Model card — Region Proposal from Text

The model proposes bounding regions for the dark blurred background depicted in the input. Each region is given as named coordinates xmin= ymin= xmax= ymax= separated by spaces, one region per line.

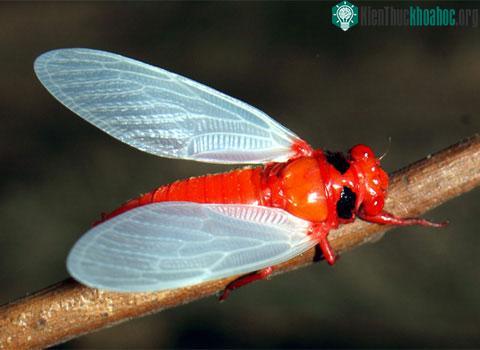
xmin=1 ymin=1 xmax=479 ymax=348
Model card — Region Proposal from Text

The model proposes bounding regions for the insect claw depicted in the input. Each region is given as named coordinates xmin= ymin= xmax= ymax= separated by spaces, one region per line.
xmin=425 ymin=219 xmax=449 ymax=228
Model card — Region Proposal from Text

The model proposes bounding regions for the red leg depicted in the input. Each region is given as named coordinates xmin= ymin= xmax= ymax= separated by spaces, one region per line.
xmin=310 ymin=224 xmax=337 ymax=266
xmin=319 ymin=237 xmax=337 ymax=265
xmin=219 ymin=223 xmax=342 ymax=301
xmin=359 ymin=211 xmax=448 ymax=228
xmin=219 ymin=266 xmax=274 ymax=301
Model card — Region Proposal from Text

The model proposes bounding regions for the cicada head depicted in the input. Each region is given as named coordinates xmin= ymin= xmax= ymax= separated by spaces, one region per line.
xmin=349 ymin=144 xmax=389 ymax=216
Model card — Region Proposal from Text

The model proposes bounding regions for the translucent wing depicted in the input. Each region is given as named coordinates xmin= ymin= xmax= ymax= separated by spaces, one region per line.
xmin=34 ymin=48 xmax=306 ymax=164
xmin=67 ymin=202 xmax=315 ymax=292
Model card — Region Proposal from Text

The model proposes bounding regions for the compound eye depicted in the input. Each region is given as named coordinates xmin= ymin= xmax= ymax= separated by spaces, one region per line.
xmin=337 ymin=187 xmax=357 ymax=219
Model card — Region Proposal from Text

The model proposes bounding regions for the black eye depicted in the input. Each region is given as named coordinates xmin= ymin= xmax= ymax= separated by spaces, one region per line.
xmin=326 ymin=151 xmax=350 ymax=174
xmin=337 ymin=187 xmax=356 ymax=219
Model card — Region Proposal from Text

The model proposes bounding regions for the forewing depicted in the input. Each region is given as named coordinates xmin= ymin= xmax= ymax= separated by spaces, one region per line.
xmin=67 ymin=202 xmax=314 ymax=292
xmin=34 ymin=48 xmax=305 ymax=164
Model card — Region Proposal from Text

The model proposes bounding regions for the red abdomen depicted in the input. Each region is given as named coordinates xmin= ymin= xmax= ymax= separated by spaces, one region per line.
xmin=97 ymin=154 xmax=337 ymax=225
xmin=98 ymin=167 xmax=264 ymax=223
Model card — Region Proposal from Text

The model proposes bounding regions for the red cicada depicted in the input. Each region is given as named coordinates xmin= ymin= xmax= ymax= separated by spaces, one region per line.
xmin=34 ymin=49 xmax=445 ymax=299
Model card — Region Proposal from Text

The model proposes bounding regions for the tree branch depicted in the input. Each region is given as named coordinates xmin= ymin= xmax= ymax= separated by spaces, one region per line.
xmin=1 ymin=135 xmax=479 ymax=350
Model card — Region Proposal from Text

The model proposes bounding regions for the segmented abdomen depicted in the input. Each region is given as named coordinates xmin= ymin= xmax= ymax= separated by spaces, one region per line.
xmin=97 ymin=167 xmax=264 ymax=224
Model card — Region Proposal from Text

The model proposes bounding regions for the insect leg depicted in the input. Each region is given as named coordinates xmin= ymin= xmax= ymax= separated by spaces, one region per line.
xmin=359 ymin=211 xmax=448 ymax=228
xmin=319 ymin=236 xmax=337 ymax=265
xmin=310 ymin=224 xmax=337 ymax=265
xmin=219 ymin=266 xmax=274 ymax=301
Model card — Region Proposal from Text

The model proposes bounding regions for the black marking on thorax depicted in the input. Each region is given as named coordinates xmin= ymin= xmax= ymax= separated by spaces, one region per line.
xmin=337 ymin=186 xmax=356 ymax=219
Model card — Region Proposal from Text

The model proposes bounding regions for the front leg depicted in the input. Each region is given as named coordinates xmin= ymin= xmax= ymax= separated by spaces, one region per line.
xmin=358 ymin=211 xmax=448 ymax=228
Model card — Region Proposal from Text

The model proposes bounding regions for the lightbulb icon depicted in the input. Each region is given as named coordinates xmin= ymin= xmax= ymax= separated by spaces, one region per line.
xmin=332 ymin=1 xmax=357 ymax=32
xmin=337 ymin=6 xmax=353 ymax=31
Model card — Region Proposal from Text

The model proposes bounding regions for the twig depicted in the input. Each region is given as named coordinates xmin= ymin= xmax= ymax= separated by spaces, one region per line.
xmin=1 ymin=135 xmax=479 ymax=350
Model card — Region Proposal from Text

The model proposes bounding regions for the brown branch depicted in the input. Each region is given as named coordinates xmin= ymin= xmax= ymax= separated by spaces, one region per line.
xmin=1 ymin=135 xmax=479 ymax=350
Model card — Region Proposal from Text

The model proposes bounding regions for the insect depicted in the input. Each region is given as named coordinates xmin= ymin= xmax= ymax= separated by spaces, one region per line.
xmin=34 ymin=49 xmax=445 ymax=300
